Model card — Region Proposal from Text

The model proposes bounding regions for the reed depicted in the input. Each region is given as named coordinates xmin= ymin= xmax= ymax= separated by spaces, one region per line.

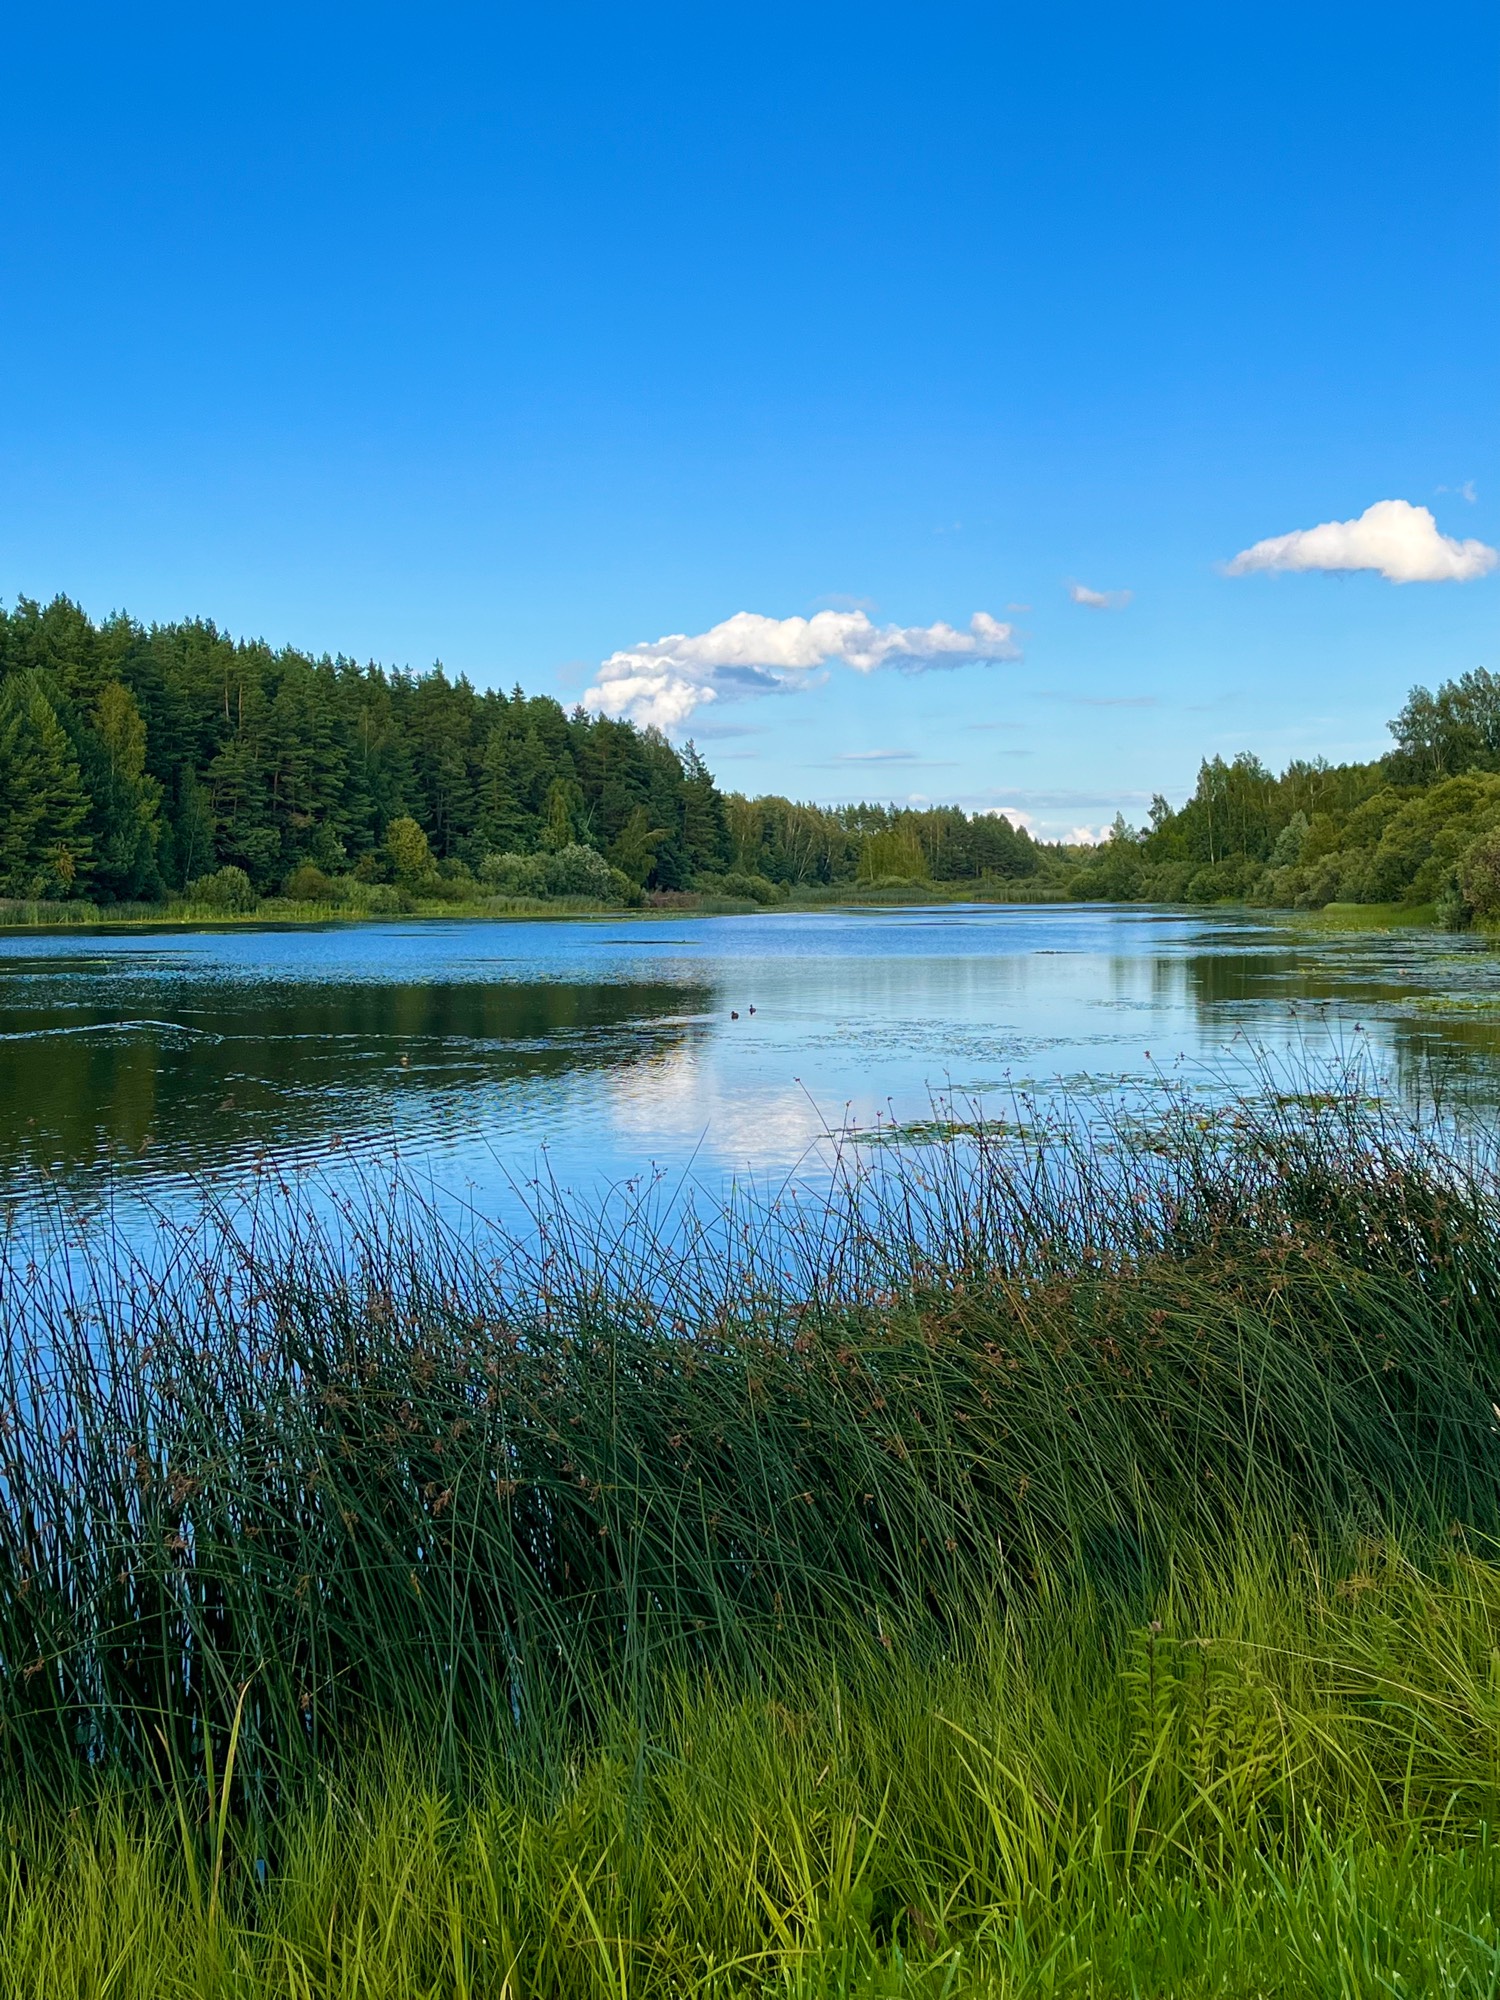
xmin=2 ymin=1076 xmax=1500 ymax=1987
xmin=0 ymin=1074 xmax=1496 ymax=1794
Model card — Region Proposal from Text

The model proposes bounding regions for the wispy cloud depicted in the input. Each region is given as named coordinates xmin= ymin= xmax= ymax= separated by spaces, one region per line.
xmin=1067 ymin=581 xmax=1133 ymax=610
xmin=1227 ymin=499 xmax=1497 ymax=584
xmin=584 ymin=609 xmax=1020 ymax=730
xmin=982 ymin=788 xmax=1155 ymax=809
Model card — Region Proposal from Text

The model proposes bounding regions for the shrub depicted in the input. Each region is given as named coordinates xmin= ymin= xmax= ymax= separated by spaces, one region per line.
xmin=479 ymin=851 xmax=547 ymax=896
xmin=547 ymin=843 xmax=615 ymax=898
xmin=698 ymin=870 xmax=783 ymax=905
xmin=479 ymin=844 xmax=622 ymax=902
xmin=1184 ymin=856 xmax=1259 ymax=904
xmin=1459 ymin=826 xmax=1500 ymax=919
xmin=283 ymin=863 xmax=335 ymax=902
xmin=186 ymin=864 xmax=257 ymax=912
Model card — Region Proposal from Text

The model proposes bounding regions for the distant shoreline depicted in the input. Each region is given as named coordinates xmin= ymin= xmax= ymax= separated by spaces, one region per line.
xmin=0 ymin=889 xmax=1444 ymax=935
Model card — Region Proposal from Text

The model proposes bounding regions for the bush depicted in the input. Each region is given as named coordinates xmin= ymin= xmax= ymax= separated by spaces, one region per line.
xmin=697 ymin=870 xmax=783 ymax=905
xmin=186 ymin=864 xmax=257 ymax=913
xmin=1459 ymin=826 xmax=1500 ymax=919
xmin=547 ymin=843 xmax=615 ymax=898
xmin=1183 ymin=856 xmax=1260 ymax=904
xmin=322 ymin=877 xmax=409 ymax=915
xmin=479 ymin=844 xmax=624 ymax=903
xmin=479 ymin=851 xmax=546 ymax=896
xmin=282 ymin=863 xmax=335 ymax=902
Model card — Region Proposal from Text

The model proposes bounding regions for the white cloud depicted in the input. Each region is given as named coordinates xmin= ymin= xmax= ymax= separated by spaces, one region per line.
xmin=985 ymin=805 xmax=1036 ymax=833
xmin=584 ymin=609 xmax=1020 ymax=730
xmin=1067 ymin=581 xmax=1132 ymax=610
xmin=1227 ymin=499 xmax=1497 ymax=585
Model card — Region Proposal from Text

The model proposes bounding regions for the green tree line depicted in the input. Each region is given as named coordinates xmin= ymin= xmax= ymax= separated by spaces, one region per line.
xmin=1070 ymin=667 xmax=1500 ymax=925
xmin=27 ymin=591 xmax=1492 ymax=925
xmin=0 ymin=595 xmax=1042 ymax=909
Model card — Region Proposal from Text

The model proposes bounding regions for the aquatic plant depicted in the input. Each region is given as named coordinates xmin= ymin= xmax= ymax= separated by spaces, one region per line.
xmin=1 ymin=1074 xmax=1498 ymax=1803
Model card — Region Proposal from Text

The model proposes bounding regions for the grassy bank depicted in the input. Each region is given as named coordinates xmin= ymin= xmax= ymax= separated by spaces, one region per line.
xmin=0 ymin=883 xmax=1449 ymax=935
xmin=7 ymin=1546 xmax=1500 ymax=1996
xmin=3 ymin=1087 xmax=1500 ymax=1990
xmin=0 ymin=874 xmax=1069 ymax=931
xmin=0 ymin=890 xmax=642 ymax=930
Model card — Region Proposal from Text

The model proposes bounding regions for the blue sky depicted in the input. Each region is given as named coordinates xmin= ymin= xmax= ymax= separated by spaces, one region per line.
xmin=2 ymin=3 xmax=1495 ymax=839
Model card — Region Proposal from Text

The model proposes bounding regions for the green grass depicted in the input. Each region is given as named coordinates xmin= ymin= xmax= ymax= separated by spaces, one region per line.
xmin=0 ymin=874 xmax=1067 ymax=931
xmin=0 ymin=890 xmax=640 ymax=930
xmin=4 ymin=1545 xmax=1500 ymax=1994
xmin=4 ymin=1081 xmax=1500 ymax=1990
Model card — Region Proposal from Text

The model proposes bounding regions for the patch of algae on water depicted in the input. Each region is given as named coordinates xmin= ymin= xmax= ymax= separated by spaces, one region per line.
xmin=1405 ymin=995 xmax=1500 ymax=1017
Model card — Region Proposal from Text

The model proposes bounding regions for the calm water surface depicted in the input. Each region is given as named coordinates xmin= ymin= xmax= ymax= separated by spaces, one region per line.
xmin=3 ymin=904 xmax=1499 ymax=1226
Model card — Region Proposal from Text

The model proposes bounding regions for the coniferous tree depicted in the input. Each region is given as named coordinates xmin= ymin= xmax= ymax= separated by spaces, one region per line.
xmin=0 ymin=672 xmax=94 ymax=895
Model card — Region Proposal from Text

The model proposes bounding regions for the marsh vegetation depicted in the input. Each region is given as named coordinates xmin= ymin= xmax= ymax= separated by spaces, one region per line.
xmin=2 ymin=1083 xmax=1499 ymax=1991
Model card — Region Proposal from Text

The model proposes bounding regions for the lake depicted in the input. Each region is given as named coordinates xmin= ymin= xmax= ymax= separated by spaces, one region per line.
xmin=3 ymin=903 xmax=1498 ymax=1232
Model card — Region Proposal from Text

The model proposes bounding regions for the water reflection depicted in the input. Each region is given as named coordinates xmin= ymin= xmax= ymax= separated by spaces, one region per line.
xmin=0 ymin=968 xmax=715 ymax=1186
xmin=2 ymin=907 xmax=1499 ymax=1227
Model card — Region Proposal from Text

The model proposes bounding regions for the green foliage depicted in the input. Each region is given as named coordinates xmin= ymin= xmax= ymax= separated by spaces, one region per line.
xmin=858 ymin=823 xmax=927 ymax=882
xmin=718 ymin=795 xmax=1041 ymax=891
xmin=1066 ymin=678 xmax=1500 ymax=916
xmin=1458 ymin=822 xmax=1500 ymax=918
xmin=4 ymin=1088 xmax=1500 ymax=1988
xmin=0 ymin=596 xmax=743 ymax=908
xmin=282 ymin=863 xmax=335 ymax=902
xmin=0 ymin=670 xmax=93 ymax=896
xmin=479 ymin=841 xmax=630 ymax=902
xmin=0 ymin=593 xmax=1063 ymax=916
xmin=5 ymin=1081 xmax=1500 ymax=1804
xmin=187 ymin=864 xmax=257 ymax=912
xmin=695 ymin=868 xmax=784 ymax=905
xmin=383 ymin=813 xmax=432 ymax=882
xmin=17 ymin=587 xmax=1500 ymax=926
xmin=1389 ymin=665 xmax=1500 ymax=782
xmin=3 ymin=1553 xmax=1500 ymax=1995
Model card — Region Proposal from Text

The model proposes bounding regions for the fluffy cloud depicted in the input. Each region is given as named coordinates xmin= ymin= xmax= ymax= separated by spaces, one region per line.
xmin=1227 ymin=499 xmax=1497 ymax=585
xmin=583 ymin=609 xmax=1019 ymax=730
xmin=1067 ymin=582 xmax=1132 ymax=610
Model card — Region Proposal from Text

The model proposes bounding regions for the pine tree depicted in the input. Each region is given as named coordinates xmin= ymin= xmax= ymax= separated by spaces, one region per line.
xmin=87 ymin=681 xmax=162 ymax=898
xmin=0 ymin=674 xmax=94 ymax=896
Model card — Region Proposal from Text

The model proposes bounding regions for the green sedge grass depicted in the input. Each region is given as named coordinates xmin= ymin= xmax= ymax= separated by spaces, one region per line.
xmin=1 ymin=1543 xmax=1499 ymax=1995
xmin=1 ymin=1069 xmax=1499 ymax=1989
